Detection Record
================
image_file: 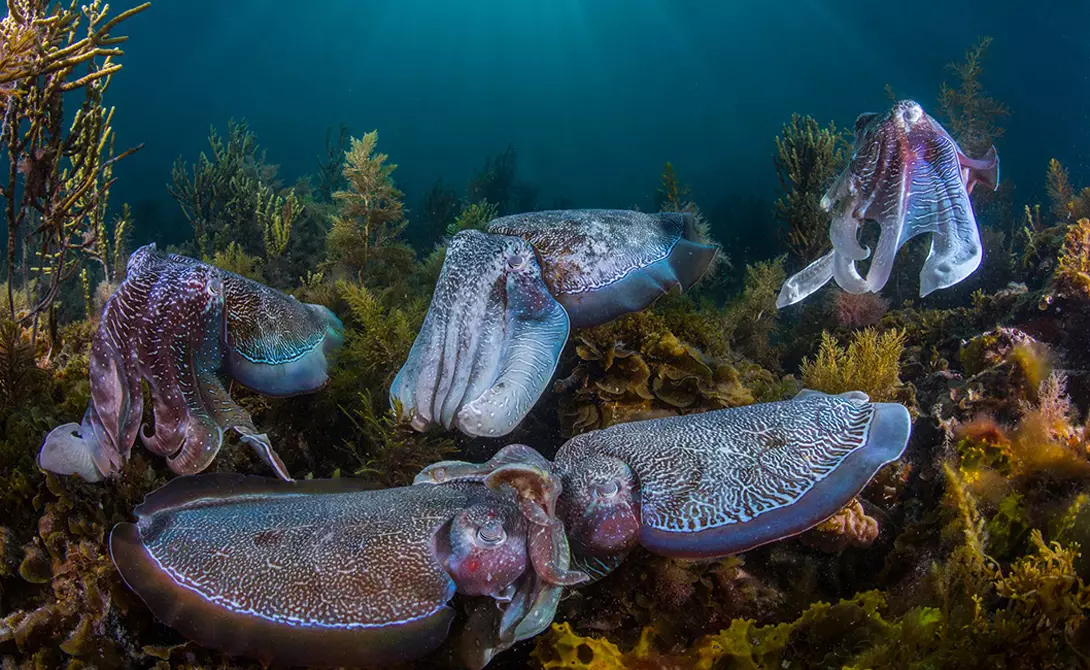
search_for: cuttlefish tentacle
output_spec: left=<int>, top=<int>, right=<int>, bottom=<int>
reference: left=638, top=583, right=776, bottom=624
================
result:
left=555, top=390, right=911, bottom=565
left=777, top=100, right=999, bottom=308
left=38, top=244, right=343, bottom=481
left=416, top=447, right=590, bottom=588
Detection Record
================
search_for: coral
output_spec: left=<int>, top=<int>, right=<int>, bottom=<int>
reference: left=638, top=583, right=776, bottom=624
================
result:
left=833, top=290, right=890, bottom=329
left=555, top=311, right=770, bottom=435
left=773, top=114, right=849, bottom=267
left=2, top=0, right=148, bottom=331
left=936, top=36, right=1009, bottom=157
left=800, top=328, right=910, bottom=404
left=1053, top=218, right=1090, bottom=299
left=800, top=499, right=881, bottom=553
left=325, top=131, right=415, bottom=286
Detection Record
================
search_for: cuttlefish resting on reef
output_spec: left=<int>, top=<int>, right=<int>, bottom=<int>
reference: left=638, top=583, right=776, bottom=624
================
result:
left=391, top=208, right=718, bottom=438
left=38, top=244, right=344, bottom=482
left=111, top=458, right=584, bottom=670
left=776, top=99, right=1000, bottom=308
left=420, top=389, right=912, bottom=578
left=111, top=390, right=911, bottom=668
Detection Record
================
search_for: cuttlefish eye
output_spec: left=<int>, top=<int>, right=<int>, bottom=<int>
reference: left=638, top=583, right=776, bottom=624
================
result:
left=563, top=456, right=640, bottom=558
left=590, top=479, right=620, bottom=499
left=506, top=253, right=527, bottom=270
left=446, top=504, right=527, bottom=598
left=476, top=520, right=507, bottom=546
left=903, top=102, right=923, bottom=124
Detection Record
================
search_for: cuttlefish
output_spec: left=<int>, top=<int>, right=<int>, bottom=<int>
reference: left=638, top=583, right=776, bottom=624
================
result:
left=391, top=209, right=718, bottom=438
left=38, top=245, right=343, bottom=482
left=777, top=100, right=1000, bottom=308
left=111, top=460, right=582, bottom=669
left=111, top=390, right=911, bottom=668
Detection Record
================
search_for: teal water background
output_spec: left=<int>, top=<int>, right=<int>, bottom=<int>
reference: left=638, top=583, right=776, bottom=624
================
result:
left=106, top=0, right=1089, bottom=249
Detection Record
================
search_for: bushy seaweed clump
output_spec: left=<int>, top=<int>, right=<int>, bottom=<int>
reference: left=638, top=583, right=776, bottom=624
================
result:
left=772, top=114, right=849, bottom=269
left=800, top=327, right=914, bottom=407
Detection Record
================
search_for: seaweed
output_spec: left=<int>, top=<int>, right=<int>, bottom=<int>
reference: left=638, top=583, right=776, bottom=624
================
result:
left=325, top=131, right=414, bottom=287
left=773, top=114, right=849, bottom=268
left=936, top=36, right=1009, bottom=158
left=800, top=328, right=911, bottom=405
left=2, top=0, right=148, bottom=333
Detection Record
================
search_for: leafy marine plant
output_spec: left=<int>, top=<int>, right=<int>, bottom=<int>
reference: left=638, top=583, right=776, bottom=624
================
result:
left=169, top=119, right=304, bottom=268
left=2, top=0, right=149, bottom=332
left=937, top=36, right=1010, bottom=158
left=772, top=114, right=849, bottom=268
left=1052, top=218, right=1090, bottom=299
left=800, top=328, right=909, bottom=404
left=325, top=131, right=414, bottom=286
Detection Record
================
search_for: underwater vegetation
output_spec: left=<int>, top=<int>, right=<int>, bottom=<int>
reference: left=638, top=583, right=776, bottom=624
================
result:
left=2, top=0, right=149, bottom=331
left=0, top=6, right=1087, bottom=668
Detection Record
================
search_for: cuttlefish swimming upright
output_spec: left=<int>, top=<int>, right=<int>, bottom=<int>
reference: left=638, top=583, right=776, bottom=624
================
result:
left=777, top=100, right=1000, bottom=308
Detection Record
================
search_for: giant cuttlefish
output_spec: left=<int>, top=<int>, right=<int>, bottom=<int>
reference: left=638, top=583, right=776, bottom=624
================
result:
left=391, top=209, right=718, bottom=438
left=111, top=390, right=911, bottom=668
left=38, top=245, right=343, bottom=482
left=776, top=100, right=1000, bottom=308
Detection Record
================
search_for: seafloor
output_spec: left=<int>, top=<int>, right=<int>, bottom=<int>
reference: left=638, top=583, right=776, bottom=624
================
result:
left=1, top=7, right=1089, bottom=669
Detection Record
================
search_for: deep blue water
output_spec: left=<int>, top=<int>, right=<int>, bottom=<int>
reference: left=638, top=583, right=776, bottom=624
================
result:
left=107, top=0, right=1090, bottom=251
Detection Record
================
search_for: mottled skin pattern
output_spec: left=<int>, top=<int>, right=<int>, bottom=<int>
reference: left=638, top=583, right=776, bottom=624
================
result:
left=111, top=468, right=576, bottom=669
left=38, top=245, right=343, bottom=482
left=419, top=391, right=910, bottom=571
left=777, top=100, right=1000, bottom=308
left=559, top=394, right=870, bottom=532
left=393, top=209, right=717, bottom=437
left=488, top=209, right=698, bottom=299
left=111, top=393, right=910, bottom=667
left=555, top=391, right=911, bottom=561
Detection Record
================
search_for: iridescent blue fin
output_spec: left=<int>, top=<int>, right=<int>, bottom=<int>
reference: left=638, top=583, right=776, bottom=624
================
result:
left=222, top=273, right=344, bottom=397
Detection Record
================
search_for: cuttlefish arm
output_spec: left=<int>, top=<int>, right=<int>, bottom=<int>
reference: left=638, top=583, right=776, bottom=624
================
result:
left=555, top=390, right=911, bottom=562
left=393, top=209, right=717, bottom=437
left=391, top=230, right=570, bottom=438
left=415, top=446, right=589, bottom=668
left=110, top=474, right=536, bottom=669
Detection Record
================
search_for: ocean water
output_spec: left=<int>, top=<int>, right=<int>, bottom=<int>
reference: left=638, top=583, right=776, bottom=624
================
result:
left=4, top=1, right=1090, bottom=669
left=109, top=0, right=1088, bottom=253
